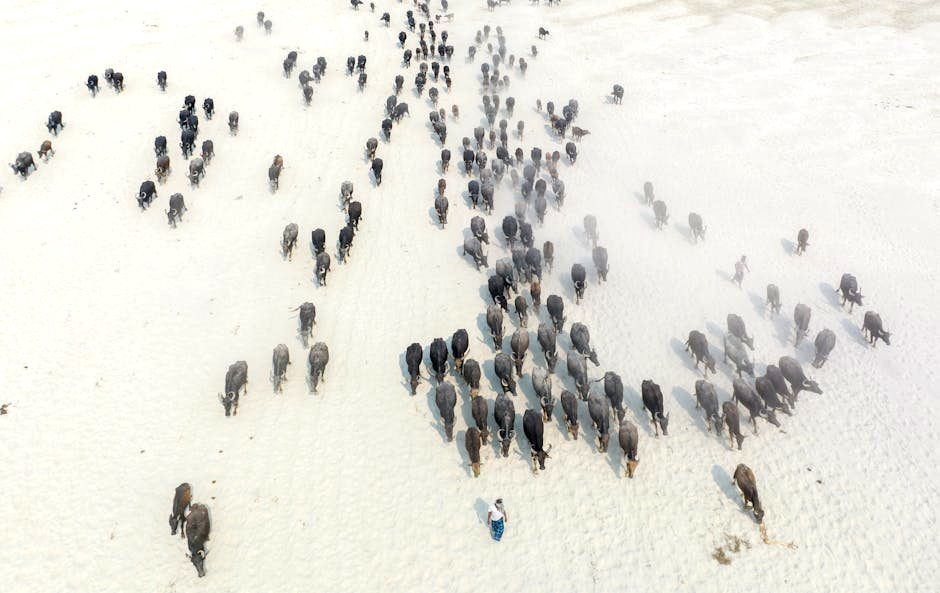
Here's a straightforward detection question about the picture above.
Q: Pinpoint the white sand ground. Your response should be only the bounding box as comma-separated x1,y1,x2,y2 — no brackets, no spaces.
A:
1,1,939,592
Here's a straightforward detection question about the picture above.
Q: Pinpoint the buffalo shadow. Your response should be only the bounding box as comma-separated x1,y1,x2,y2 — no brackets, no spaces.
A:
670,337,698,374
671,385,709,437
712,464,741,506
818,281,842,310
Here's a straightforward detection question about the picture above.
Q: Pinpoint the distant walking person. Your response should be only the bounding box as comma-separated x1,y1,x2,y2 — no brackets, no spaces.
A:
733,255,750,288
487,498,507,541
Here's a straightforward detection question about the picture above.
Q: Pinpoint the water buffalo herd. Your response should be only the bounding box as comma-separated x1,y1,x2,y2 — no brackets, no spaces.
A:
8,0,898,580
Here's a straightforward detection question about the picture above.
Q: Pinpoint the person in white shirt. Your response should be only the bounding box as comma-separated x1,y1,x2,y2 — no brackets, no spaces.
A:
487,498,507,541
733,255,750,288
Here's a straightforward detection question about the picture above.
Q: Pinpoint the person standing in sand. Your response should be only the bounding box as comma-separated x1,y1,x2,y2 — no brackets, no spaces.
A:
487,498,507,541
733,255,750,289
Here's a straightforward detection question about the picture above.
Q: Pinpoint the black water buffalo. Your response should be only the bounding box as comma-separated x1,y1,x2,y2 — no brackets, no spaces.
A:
726,314,754,350
523,409,552,472
567,351,590,400
862,310,891,347
570,323,599,366
488,275,508,310
755,374,791,417
220,360,248,416
571,264,587,303
546,294,566,333
486,305,504,350
429,338,449,382
722,401,745,450
733,464,764,523
653,200,669,229
723,334,754,377
688,212,706,242
510,328,529,376
188,157,205,187
338,224,355,262
468,394,489,445
203,98,214,119
290,305,314,359
502,216,518,247
542,241,555,273
451,329,469,373
762,366,794,413
46,111,64,135
137,180,157,209
435,382,457,441
779,356,822,398
46,111,65,136
347,201,362,230
155,155,171,183
168,482,191,537
166,193,186,227
309,229,327,257
280,223,298,260
685,330,717,376
694,379,723,435
838,273,864,312
587,393,611,452
87,74,99,96
583,215,598,246
560,390,579,439
154,135,167,156
441,148,451,172
181,129,196,158
10,152,36,177
813,329,837,368
532,368,554,420
405,342,423,395
463,237,487,270
537,323,557,373
494,392,516,457
185,503,211,577
794,303,811,345
314,253,330,288
643,181,654,204
514,295,529,327
272,344,290,393
495,259,517,294
462,358,482,396
466,426,482,477
228,111,239,135
732,377,778,433
524,248,542,282
565,142,577,163
463,149,475,175
469,217,488,246
494,352,516,395
603,371,625,422
618,420,639,478
612,84,624,103
468,179,481,208
371,158,384,185
592,247,609,282
641,379,669,436
766,284,782,315
308,342,330,393
796,228,809,255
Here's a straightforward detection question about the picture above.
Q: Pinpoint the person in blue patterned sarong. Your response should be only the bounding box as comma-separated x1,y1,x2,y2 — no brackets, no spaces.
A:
487,498,507,541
